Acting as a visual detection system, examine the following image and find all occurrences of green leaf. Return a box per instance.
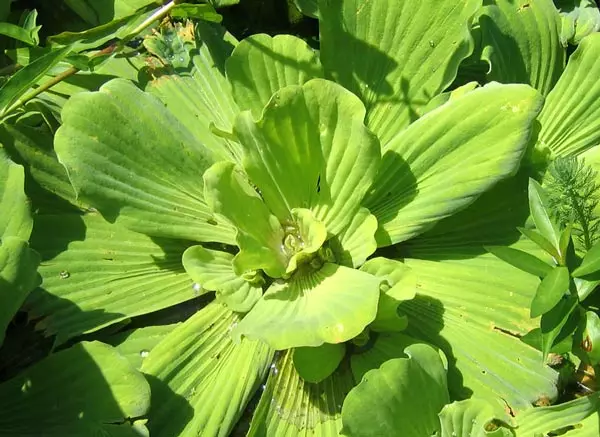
[147,22,242,165]
[0,45,71,119]
[540,294,579,360]
[233,263,380,349]
[170,3,222,21]
[141,302,273,437]
[247,349,352,436]
[0,22,37,45]
[329,207,378,268]
[341,344,449,437]
[478,0,565,96]
[203,160,288,278]
[293,343,345,383]
[0,341,150,435]
[556,0,600,45]
[54,78,236,244]
[573,240,600,276]
[319,0,481,146]
[0,149,32,240]
[105,324,179,370]
[517,226,560,260]
[559,224,573,264]
[531,266,570,317]
[182,245,262,312]
[537,33,600,156]
[0,237,40,347]
[27,213,195,344]
[294,0,319,19]
[360,258,417,332]
[364,83,543,246]
[486,246,553,277]
[438,398,514,437]
[226,34,323,119]
[400,251,559,410]
[517,392,600,436]
[583,310,600,365]
[234,78,381,236]
[528,178,561,251]
[64,0,158,26]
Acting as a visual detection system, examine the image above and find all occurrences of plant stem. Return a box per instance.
[569,187,592,250]
[4,0,178,115]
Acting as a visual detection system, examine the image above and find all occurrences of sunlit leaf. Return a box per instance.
[226,33,323,119]
[486,246,553,277]
[293,343,345,383]
[233,263,380,349]
[319,0,481,146]
[530,266,570,317]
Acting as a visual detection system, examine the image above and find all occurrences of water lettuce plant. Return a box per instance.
[1,0,600,436]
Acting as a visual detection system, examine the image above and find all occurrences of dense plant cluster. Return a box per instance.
[1,0,600,436]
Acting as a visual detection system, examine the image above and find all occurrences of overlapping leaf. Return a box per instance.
[141,302,273,437]
[478,0,565,95]
[319,0,481,146]
[233,263,380,349]
[234,79,380,236]
[54,78,236,243]
[27,213,195,343]
[364,83,543,246]
[537,33,600,157]
[0,341,150,435]
[226,33,323,118]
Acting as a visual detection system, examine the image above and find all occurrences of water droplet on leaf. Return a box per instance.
[140,350,149,358]
[59,270,70,279]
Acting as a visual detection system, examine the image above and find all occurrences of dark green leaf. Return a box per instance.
[0,22,36,45]
[517,227,560,260]
[531,267,570,318]
[0,46,72,119]
[293,343,346,383]
[540,295,579,360]
[573,240,600,277]
[171,3,222,21]
[528,178,561,251]
[486,246,553,277]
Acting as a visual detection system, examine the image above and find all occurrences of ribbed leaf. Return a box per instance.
[438,398,514,437]
[54,78,236,244]
[182,245,261,312]
[0,149,32,240]
[478,0,565,96]
[27,213,195,344]
[517,392,600,436]
[319,0,481,146]
[233,263,380,349]
[234,79,380,236]
[0,341,150,436]
[0,237,40,347]
[226,34,323,119]
[141,302,273,437]
[203,161,287,278]
[247,349,353,437]
[147,23,242,164]
[401,252,559,410]
[329,207,378,268]
[0,121,78,208]
[364,83,543,246]
[537,33,600,156]
[341,344,449,437]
